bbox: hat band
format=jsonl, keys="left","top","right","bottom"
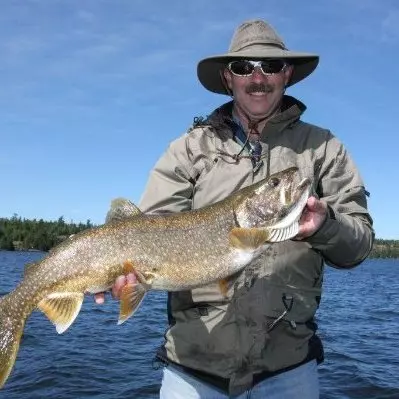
{"left": 231, "top": 42, "right": 286, "bottom": 53}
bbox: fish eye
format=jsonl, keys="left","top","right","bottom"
{"left": 268, "top": 177, "right": 280, "bottom": 188}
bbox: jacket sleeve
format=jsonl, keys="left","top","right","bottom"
{"left": 138, "top": 135, "right": 197, "bottom": 214}
{"left": 305, "top": 133, "right": 374, "bottom": 268}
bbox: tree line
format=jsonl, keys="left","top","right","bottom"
{"left": 369, "top": 239, "right": 399, "bottom": 259}
{"left": 0, "top": 215, "right": 398, "bottom": 258}
{"left": 0, "top": 215, "right": 94, "bottom": 252}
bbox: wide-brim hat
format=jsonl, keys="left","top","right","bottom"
{"left": 197, "top": 20, "right": 319, "bottom": 95}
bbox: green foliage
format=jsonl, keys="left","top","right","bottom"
{"left": 369, "top": 239, "right": 399, "bottom": 259}
{"left": 0, "top": 215, "right": 95, "bottom": 252}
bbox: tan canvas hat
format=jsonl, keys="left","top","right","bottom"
{"left": 197, "top": 19, "right": 319, "bottom": 95}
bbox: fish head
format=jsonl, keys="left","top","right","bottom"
{"left": 235, "top": 167, "right": 312, "bottom": 242}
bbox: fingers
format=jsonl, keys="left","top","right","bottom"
{"left": 296, "top": 197, "right": 328, "bottom": 240}
{"left": 94, "top": 273, "right": 138, "bottom": 304}
{"left": 306, "top": 196, "right": 327, "bottom": 214}
{"left": 112, "top": 275, "right": 127, "bottom": 299}
{"left": 111, "top": 273, "right": 137, "bottom": 299}
{"left": 126, "top": 273, "right": 137, "bottom": 285}
{"left": 94, "top": 292, "right": 105, "bottom": 305}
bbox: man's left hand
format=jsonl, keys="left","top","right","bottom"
{"left": 296, "top": 196, "right": 328, "bottom": 240}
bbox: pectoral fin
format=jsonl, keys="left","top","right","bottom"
{"left": 118, "top": 282, "right": 146, "bottom": 325}
{"left": 37, "top": 292, "right": 84, "bottom": 334}
{"left": 229, "top": 228, "right": 271, "bottom": 249}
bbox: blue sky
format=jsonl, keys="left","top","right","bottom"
{"left": 0, "top": 0, "right": 398, "bottom": 239}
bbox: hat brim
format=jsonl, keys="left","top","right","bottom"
{"left": 197, "top": 47, "right": 319, "bottom": 95}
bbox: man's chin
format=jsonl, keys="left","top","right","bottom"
{"left": 246, "top": 108, "right": 275, "bottom": 120}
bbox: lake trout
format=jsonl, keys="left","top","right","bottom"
{"left": 0, "top": 167, "right": 311, "bottom": 388}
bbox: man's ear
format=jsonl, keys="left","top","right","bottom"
{"left": 284, "top": 65, "right": 294, "bottom": 86}
{"left": 223, "top": 68, "right": 233, "bottom": 91}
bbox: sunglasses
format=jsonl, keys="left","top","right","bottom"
{"left": 227, "top": 59, "right": 287, "bottom": 77}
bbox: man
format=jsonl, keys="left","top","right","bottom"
{"left": 97, "top": 20, "right": 374, "bottom": 398}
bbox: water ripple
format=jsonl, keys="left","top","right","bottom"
{"left": 0, "top": 252, "right": 398, "bottom": 398}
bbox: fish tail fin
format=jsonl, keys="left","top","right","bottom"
{"left": 0, "top": 295, "right": 27, "bottom": 389}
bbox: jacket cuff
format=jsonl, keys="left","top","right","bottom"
{"left": 304, "top": 206, "right": 373, "bottom": 268}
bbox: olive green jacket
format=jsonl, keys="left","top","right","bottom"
{"left": 139, "top": 96, "right": 374, "bottom": 395}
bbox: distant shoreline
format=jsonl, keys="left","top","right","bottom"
{"left": 1, "top": 215, "right": 398, "bottom": 258}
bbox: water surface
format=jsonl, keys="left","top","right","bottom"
{"left": 0, "top": 252, "right": 398, "bottom": 398}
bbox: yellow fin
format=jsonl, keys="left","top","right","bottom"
{"left": 118, "top": 282, "right": 146, "bottom": 325}
{"left": 229, "top": 228, "right": 270, "bottom": 249}
{"left": 37, "top": 292, "right": 84, "bottom": 334}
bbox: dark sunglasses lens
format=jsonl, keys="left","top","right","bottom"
{"left": 260, "top": 60, "right": 285, "bottom": 74}
{"left": 229, "top": 61, "right": 254, "bottom": 76}
{"left": 229, "top": 60, "right": 286, "bottom": 76}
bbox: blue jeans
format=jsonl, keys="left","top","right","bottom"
{"left": 160, "top": 360, "right": 319, "bottom": 398}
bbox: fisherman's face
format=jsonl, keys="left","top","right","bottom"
{"left": 223, "top": 59, "right": 293, "bottom": 121}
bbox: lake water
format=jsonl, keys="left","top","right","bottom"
{"left": 0, "top": 251, "right": 398, "bottom": 398}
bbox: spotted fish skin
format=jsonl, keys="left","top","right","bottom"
{"left": 0, "top": 167, "right": 311, "bottom": 389}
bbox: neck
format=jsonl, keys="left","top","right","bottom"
{"left": 232, "top": 104, "right": 281, "bottom": 135}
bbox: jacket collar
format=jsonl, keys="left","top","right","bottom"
{"left": 207, "top": 95, "right": 306, "bottom": 142}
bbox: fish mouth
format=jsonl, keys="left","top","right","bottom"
{"left": 267, "top": 177, "right": 312, "bottom": 242}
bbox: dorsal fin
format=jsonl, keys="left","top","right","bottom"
{"left": 105, "top": 198, "right": 142, "bottom": 224}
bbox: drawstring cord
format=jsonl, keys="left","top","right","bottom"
{"left": 266, "top": 294, "right": 297, "bottom": 333}
{"left": 216, "top": 115, "right": 265, "bottom": 168}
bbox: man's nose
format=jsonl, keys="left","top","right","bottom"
{"left": 251, "top": 67, "right": 267, "bottom": 81}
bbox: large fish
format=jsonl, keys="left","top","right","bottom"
{"left": 0, "top": 167, "right": 311, "bottom": 388}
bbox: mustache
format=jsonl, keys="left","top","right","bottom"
{"left": 246, "top": 83, "right": 274, "bottom": 94}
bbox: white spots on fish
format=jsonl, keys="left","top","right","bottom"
{"left": 218, "top": 236, "right": 223, "bottom": 242}
{"left": 0, "top": 326, "right": 13, "bottom": 351}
